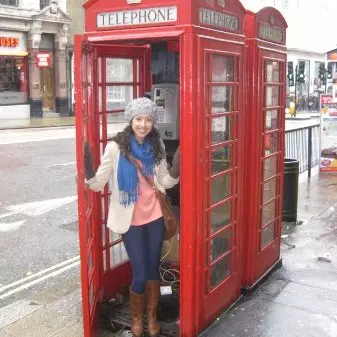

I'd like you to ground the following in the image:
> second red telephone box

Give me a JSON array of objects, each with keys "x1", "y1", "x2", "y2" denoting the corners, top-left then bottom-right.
[{"x1": 243, "y1": 7, "x2": 288, "y2": 289}]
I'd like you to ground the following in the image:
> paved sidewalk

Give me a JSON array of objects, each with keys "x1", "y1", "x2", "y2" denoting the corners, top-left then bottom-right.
[
  {"x1": 0, "y1": 113, "x2": 125, "y2": 130},
  {"x1": 0, "y1": 116, "x2": 76, "y2": 130},
  {"x1": 0, "y1": 170, "x2": 336, "y2": 337}
]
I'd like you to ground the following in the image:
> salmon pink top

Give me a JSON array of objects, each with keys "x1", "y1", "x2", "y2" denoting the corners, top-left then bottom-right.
[{"x1": 130, "y1": 168, "x2": 162, "y2": 226}]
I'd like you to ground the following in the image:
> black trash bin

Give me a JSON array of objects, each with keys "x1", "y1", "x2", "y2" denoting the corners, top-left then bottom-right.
[{"x1": 282, "y1": 158, "x2": 299, "y2": 222}]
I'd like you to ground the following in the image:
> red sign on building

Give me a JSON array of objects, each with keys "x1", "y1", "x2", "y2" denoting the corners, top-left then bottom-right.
[{"x1": 36, "y1": 52, "x2": 51, "y2": 67}]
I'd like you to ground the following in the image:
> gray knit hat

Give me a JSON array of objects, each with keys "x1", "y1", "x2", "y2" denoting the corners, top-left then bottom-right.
[{"x1": 124, "y1": 97, "x2": 158, "y2": 124}]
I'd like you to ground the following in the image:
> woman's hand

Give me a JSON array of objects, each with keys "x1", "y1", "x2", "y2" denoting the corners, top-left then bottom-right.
[
  {"x1": 169, "y1": 146, "x2": 180, "y2": 179},
  {"x1": 84, "y1": 142, "x2": 96, "y2": 180}
]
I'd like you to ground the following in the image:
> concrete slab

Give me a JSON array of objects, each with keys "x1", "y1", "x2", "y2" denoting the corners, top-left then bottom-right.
[
  {"x1": 47, "y1": 289, "x2": 82, "y2": 322},
  {"x1": 0, "y1": 330, "x2": 14, "y2": 337},
  {"x1": 50, "y1": 322, "x2": 83, "y2": 337},
  {"x1": 27, "y1": 276, "x2": 80, "y2": 305},
  {"x1": 0, "y1": 300, "x2": 42, "y2": 330},
  {"x1": 274, "y1": 282, "x2": 337, "y2": 319},
  {"x1": 209, "y1": 298, "x2": 337, "y2": 337},
  {"x1": 3, "y1": 307, "x2": 77, "y2": 337}
]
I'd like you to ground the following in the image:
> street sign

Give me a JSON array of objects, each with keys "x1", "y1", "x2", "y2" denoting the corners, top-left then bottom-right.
[{"x1": 36, "y1": 52, "x2": 51, "y2": 67}]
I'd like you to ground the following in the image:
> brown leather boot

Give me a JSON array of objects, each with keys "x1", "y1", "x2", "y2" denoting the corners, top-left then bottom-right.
[
  {"x1": 129, "y1": 288, "x2": 145, "y2": 337},
  {"x1": 146, "y1": 280, "x2": 161, "y2": 337}
]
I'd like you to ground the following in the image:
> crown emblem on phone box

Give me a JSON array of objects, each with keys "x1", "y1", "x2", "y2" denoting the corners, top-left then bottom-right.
[{"x1": 127, "y1": 0, "x2": 142, "y2": 4}]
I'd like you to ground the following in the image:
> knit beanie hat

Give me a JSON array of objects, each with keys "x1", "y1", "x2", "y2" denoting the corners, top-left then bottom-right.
[{"x1": 124, "y1": 97, "x2": 158, "y2": 124}]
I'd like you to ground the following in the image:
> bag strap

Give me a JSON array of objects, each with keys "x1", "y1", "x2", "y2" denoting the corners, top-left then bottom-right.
[{"x1": 127, "y1": 154, "x2": 155, "y2": 189}]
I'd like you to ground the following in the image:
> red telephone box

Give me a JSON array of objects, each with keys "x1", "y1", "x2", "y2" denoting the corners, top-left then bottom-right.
[
  {"x1": 75, "y1": 0, "x2": 248, "y2": 336},
  {"x1": 242, "y1": 8, "x2": 287, "y2": 289}
]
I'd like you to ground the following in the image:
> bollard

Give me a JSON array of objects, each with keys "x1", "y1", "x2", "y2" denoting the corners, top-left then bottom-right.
[{"x1": 282, "y1": 158, "x2": 299, "y2": 222}]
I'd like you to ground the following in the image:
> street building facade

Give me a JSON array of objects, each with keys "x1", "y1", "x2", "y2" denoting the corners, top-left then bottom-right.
[{"x1": 0, "y1": 0, "x2": 71, "y2": 120}]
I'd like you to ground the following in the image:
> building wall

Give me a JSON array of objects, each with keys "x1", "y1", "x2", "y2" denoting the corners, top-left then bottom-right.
[
  {"x1": 67, "y1": 0, "x2": 85, "y2": 48},
  {"x1": 0, "y1": 0, "x2": 71, "y2": 119},
  {"x1": 287, "y1": 49, "x2": 326, "y2": 100},
  {"x1": 17, "y1": 0, "x2": 66, "y2": 11}
]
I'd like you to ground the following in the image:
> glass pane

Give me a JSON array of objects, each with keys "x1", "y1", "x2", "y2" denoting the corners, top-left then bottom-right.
[
  {"x1": 212, "y1": 55, "x2": 234, "y2": 82},
  {"x1": 106, "y1": 58, "x2": 133, "y2": 83},
  {"x1": 265, "y1": 109, "x2": 278, "y2": 131},
  {"x1": 110, "y1": 242, "x2": 128, "y2": 268},
  {"x1": 265, "y1": 61, "x2": 280, "y2": 83},
  {"x1": 211, "y1": 201, "x2": 231, "y2": 234},
  {"x1": 265, "y1": 86, "x2": 279, "y2": 107},
  {"x1": 212, "y1": 86, "x2": 233, "y2": 113},
  {"x1": 212, "y1": 116, "x2": 232, "y2": 144},
  {"x1": 210, "y1": 255, "x2": 230, "y2": 289},
  {"x1": 211, "y1": 146, "x2": 231, "y2": 175},
  {"x1": 106, "y1": 85, "x2": 133, "y2": 111},
  {"x1": 265, "y1": 132, "x2": 278, "y2": 155},
  {"x1": 263, "y1": 178, "x2": 277, "y2": 203},
  {"x1": 211, "y1": 174, "x2": 231, "y2": 205},
  {"x1": 210, "y1": 230, "x2": 230, "y2": 262},
  {"x1": 261, "y1": 222, "x2": 275, "y2": 249},
  {"x1": 98, "y1": 57, "x2": 102, "y2": 83},
  {"x1": 264, "y1": 155, "x2": 277, "y2": 180},
  {"x1": 262, "y1": 200, "x2": 276, "y2": 226}
]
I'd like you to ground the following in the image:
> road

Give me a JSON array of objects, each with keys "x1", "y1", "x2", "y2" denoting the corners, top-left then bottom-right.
[{"x1": 0, "y1": 124, "x2": 125, "y2": 307}]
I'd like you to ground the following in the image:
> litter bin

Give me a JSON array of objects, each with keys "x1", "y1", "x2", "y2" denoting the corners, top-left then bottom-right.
[{"x1": 282, "y1": 158, "x2": 299, "y2": 222}]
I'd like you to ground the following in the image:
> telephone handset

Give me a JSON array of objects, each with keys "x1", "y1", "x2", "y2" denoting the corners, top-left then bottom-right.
[{"x1": 152, "y1": 83, "x2": 179, "y2": 140}]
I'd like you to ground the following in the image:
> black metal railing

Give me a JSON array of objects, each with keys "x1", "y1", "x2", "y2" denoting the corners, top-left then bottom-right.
[{"x1": 285, "y1": 122, "x2": 320, "y2": 177}]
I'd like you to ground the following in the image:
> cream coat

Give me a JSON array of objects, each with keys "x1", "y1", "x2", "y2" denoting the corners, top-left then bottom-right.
[{"x1": 86, "y1": 141, "x2": 179, "y2": 234}]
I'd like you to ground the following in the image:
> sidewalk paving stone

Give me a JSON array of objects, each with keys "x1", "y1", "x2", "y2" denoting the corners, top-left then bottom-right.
[
  {"x1": 47, "y1": 289, "x2": 82, "y2": 322},
  {"x1": 0, "y1": 300, "x2": 42, "y2": 330},
  {"x1": 2, "y1": 307, "x2": 78, "y2": 337},
  {"x1": 210, "y1": 297, "x2": 337, "y2": 337},
  {"x1": 274, "y1": 282, "x2": 337, "y2": 319},
  {"x1": 50, "y1": 321, "x2": 83, "y2": 337},
  {"x1": 0, "y1": 330, "x2": 14, "y2": 337}
]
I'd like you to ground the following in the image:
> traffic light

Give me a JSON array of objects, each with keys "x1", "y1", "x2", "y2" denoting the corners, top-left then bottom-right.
[
  {"x1": 297, "y1": 61, "x2": 305, "y2": 83},
  {"x1": 327, "y1": 63, "x2": 333, "y2": 80},
  {"x1": 319, "y1": 63, "x2": 325, "y2": 80},
  {"x1": 287, "y1": 61, "x2": 294, "y2": 86}
]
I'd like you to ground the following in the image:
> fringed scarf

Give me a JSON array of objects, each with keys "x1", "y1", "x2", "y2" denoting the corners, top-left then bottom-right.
[{"x1": 117, "y1": 135, "x2": 155, "y2": 206}]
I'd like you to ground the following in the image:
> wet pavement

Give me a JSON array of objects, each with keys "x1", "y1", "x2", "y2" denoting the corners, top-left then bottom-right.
[
  {"x1": 0, "y1": 169, "x2": 336, "y2": 336},
  {"x1": 0, "y1": 113, "x2": 125, "y2": 130},
  {"x1": 208, "y1": 170, "x2": 337, "y2": 337}
]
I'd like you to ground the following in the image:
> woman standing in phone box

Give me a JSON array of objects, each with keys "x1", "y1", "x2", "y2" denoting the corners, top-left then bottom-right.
[{"x1": 84, "y1": 97, "x2": 180, "y2": 337}]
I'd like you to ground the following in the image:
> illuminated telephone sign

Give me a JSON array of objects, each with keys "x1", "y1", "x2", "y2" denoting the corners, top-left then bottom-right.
[
  {"x1": 36, "y1": 52, "x2": 51, "y2": 67},
  {"x1": 0, "y1": 37, "x2": 19, "y2": 47}
]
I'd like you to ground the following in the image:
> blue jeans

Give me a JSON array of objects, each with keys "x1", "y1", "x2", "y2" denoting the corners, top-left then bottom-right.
[{"x1": 122, "y1": 217, "x2": 165, "y2": 294}]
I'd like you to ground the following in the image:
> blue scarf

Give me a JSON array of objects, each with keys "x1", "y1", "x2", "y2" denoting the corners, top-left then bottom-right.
[{"x1": 117, "y1": 136, "x2": 155, "y2": 206}]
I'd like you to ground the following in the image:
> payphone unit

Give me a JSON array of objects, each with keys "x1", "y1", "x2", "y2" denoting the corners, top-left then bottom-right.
[{"x1": 152, "y1": 83, "x2": 180, "y2": 140}]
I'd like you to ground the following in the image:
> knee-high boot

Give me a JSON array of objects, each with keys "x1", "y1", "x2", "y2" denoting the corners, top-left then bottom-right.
[
  {"x1": 146, "y1": 280, "x2": 161, "y2": 337},
  {"x1": 129, "y1": 288, "x2": 145, "y2": 337}
]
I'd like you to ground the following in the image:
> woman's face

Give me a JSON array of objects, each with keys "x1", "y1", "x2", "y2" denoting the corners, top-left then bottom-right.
[{"x1": 131, "y1": 114, "x2": 154, "y2": 143}]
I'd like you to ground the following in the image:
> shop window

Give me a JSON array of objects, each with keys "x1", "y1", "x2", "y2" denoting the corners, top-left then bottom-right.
[
  {"x1": 0, "y1": 0, "x2": 19, "y2": 6},
  {"x1": 0, "y1": 56, "x2": 28, "y2": 105}
]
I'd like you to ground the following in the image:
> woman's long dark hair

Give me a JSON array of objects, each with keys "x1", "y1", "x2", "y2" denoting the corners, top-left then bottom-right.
[{"x1": 111, "y1": 125, "x2": 165, "y2": 164}]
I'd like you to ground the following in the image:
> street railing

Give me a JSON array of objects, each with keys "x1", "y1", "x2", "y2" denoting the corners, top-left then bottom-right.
[{"x1": 285, "y1": 120, "x2": 320, "y2": 177}]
